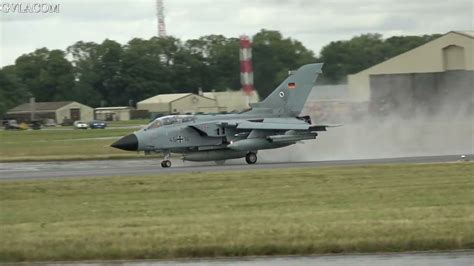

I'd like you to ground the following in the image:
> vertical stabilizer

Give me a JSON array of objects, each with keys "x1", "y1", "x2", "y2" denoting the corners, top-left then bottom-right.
[{"x1": 256, "y1": 63, "x2": 323, "y2": 116}]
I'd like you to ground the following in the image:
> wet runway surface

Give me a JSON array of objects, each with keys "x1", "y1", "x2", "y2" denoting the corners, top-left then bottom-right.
[
  {"x1": 22, "y1": 251, "x2": 474, "y2": 265},
  {"x1": 0, "y1": 154, "x2": 470, "y2": 180}
]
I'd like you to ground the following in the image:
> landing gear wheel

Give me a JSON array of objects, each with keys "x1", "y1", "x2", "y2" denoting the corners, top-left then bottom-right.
[
  {"x1": 245, "y1": 152, "x2": 257, "y2": 164},
  {"x1": 161, "y1": 160, "x2": 171, "y2": 168}
]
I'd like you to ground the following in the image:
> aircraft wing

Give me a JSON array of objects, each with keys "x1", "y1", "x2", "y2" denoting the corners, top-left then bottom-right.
[
  {"x1": 189, "y1": 119, "x2": 337, "y2": 136},
  {"x1": 235, "y1": 121, "x2": 338, "y2": 132},
  {"x1": 236, "y1": 121, "x2": 309, "y2": 130}
]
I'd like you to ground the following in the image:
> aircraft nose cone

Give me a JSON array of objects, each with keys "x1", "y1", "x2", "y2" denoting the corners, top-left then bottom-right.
[{"x1": 111, "y1": 134, "x2": 138, "y2": 151}]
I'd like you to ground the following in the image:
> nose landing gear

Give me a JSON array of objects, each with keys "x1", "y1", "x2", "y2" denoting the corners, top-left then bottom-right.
[{"x1": 161, "y1": 151, "x2": 172, "y2": 168}]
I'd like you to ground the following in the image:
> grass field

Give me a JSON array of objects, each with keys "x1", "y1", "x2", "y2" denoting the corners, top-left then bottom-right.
[
  {"x1": 0, "y1": 128, "x2": 147, "y2": 161},
  {"x1": 0, "y1": 163, "x2": 472, "y2": 262}
]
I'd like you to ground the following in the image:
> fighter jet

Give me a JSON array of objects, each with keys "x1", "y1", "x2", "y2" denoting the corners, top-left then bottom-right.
[{"x1": 111, "y1": 63, "x2": 331, "y2": 167}]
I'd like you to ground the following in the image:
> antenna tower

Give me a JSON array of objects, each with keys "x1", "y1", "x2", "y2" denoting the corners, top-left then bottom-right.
[{"x1": 156, "y1": 0, "x2": 167, "y2": 37}]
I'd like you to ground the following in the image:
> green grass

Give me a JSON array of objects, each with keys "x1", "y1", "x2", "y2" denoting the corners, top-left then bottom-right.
[
  {"x1": 0, "y1": 128, "x2": 144, "y2": 161},
  {"x1": 0, "y1": 163, "x2": 473, "y2": 262}
]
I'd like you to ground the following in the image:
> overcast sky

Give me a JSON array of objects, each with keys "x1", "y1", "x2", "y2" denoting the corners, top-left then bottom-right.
[{"x1": 0, "y1": 0, "x2": 472, "y2": 67}]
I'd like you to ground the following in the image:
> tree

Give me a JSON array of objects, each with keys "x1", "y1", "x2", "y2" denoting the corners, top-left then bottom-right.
[
  {"x1": 67, "y1": 39, "x2": 126, "y2": 106},
  {"x1": 67, "y1": 41, "x2": 103, "y2": 106},
  {"x1": 14, "y1": 48, "x2": 75, "y2": 102},
  {"x1": 319, "y1": 33, "x2": 442, "y2": 83},
  {"x1": 253, "y1": 29, "x2": 316, "y2": 97},
  {"x1": 2, "y1": 30, "x2": 442, "y2": 111},
  {"x1": 121, "y1": 37, "x2": 177, "y2": 105},
  {"x1": 0, "y1": 66, "x2": 30, "y2": 116}
]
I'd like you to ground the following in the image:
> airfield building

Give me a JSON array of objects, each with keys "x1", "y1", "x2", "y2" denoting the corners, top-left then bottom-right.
[
  {"x1": 348, "y1": 31, "x2": 473, "y2": 117},
  {"x1": 202, "y1": 90, "x2": 259, "y2": 112},
  {"x1": 137, "y1": 93, "x2": 219, "y2": 116},
  {"x1": 5, "y1": 101, "x2": 94, "y2": 124},
  {"x1": 94, "y1": 106, "x2": 134, "y2": 121},
  {"x1": 137, "y1": 91, "x2": 259, "y2": 117}
]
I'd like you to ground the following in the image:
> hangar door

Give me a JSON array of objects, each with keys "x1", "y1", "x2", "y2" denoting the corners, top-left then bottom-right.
[
  {"x1": 443, "y1": 45, "x2": 465, "y2": 70},
  {"x1": 370, "y1": 71, "x2": 473, "y2": 117},
  {"x1": 70, "y1": 108, "x2": 81, "y2": 121}
]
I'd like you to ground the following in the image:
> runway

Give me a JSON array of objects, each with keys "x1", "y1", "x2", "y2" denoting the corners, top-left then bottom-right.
[
  {"x1": 0, "y1": 154, "x2": 470, "y2": 181},
  {"x1": 40, "y1": 251, "x2": 474, "y2": 266}
]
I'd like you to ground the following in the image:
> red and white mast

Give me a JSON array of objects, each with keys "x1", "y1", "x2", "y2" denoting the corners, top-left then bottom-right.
[{"x1": 239, "y1": 35, "x2": 254, "y2": 104}]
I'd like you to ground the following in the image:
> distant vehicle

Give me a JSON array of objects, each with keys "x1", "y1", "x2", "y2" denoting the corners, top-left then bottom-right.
[
  {"x1": 30, "y1": 120, "x2": 42, "y2": 130},
  {"x1": 73, "y1": 121, "x2": 88, "y2": 129},
  {"x1": 61, "y1": 118, "x2": 73, "y2": 126},
  {"x1": 4, "y1": 120, "x2": 22, "y2": 130},
  {"x1": 112, "y1": 63, "x2": 334, "y2": 168},
  {"x1": 43, "y1": 119, "x2": 57, "y2": 127},
  {"x1": 89, "y1": 120, "x2": 107, "y2": 129}
]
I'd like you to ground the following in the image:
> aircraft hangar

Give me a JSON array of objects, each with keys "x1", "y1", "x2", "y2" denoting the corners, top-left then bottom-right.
[
  {"x1": 137, "y1": 93, "x2": 219, "y2": 117},
  {"x1": 348, "y1": 31, "x2": 473, "y2": 117},
  {"x1": 5, "y1": 101, "x2": 94, "y2": 124},
  {"x1": 137, "y1": 91, "x2": 260, "y2": 118}
]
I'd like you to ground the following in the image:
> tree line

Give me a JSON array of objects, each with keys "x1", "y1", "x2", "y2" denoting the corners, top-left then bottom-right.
[{"x1": 0, "y1": 29, "x2": 441, "y2": 116}]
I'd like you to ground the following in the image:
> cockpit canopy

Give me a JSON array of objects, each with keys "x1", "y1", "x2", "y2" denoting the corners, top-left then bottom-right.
[{"x1": 145, "y1": 115, "x2": 196, "y2": 130}]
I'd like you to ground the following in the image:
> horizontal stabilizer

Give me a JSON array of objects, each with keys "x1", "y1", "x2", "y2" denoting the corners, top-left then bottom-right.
[
  {"x1": 309, "y1": 125, "x2": 327, "y2": 131},
  {"x1": 309, "y1": 124, "x2": 341, "y2": 132}
]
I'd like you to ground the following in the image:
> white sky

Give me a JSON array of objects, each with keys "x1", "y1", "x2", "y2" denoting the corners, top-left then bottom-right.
[{"x1": 0, "y1": 0, "x2": 473, "y2": 67}]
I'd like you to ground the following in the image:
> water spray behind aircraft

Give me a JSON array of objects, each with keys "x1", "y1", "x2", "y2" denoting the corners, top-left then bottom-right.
[{"x1": 259, "y1": 82, "x2": 473, "y2": 163}]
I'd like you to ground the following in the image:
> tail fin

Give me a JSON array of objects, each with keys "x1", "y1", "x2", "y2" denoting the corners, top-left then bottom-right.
[{"x1": 253, "y1": 63, "x2": 323, "y2": 116}]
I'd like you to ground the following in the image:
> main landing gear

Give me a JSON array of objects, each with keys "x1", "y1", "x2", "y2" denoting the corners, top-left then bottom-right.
[
  {"x1": 161, "y1": 160, "x2": 171, "y2": 168},
  {"x1": 161, "y1": 152, "x2": 171, "y2": 168},
  {"x1": 245, "y1": 152, "x2": 257, "y2": 164}
]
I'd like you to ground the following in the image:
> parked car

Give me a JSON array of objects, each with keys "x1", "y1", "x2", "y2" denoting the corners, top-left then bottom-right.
[
  {"x1": 61, "y1": 118, "x2": 73, "y2": 126},
  {"x1": 43, "y1": 119, "x2": 57, "y2": 127},
  {"x1": 30, "y1": 120, "x2": 42, "y2": 130},
  {"x1": 4, "y1": 120, "x2": 22, "y2": 130},
  {"x1": 73, "y1": 121, "x2": 88, "y2": 129},
  {"x1": 89, "y1": 120, "x2": 107, "y2": 129}
]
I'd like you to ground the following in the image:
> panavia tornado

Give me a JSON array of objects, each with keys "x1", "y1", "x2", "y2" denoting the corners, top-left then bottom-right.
[{"x1": 111, "y1": 63, "x2": 332, "y2": 167}]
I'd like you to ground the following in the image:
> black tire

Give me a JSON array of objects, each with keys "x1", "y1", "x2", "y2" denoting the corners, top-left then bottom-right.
[
  {"x1": 160, "y1": 161, "x2": 165, "y2": 168},
  {"x1": 245, "y1": 152, "x2": 257, "y2": 164},
  {"x1": 164, "y1": 160, "x2": 171, "y2": 168}
]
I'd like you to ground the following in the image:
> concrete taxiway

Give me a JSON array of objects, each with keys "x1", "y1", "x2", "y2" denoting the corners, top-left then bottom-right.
[{"x1": 0, "y1": 154, "x2": 470, "y2": 181}]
